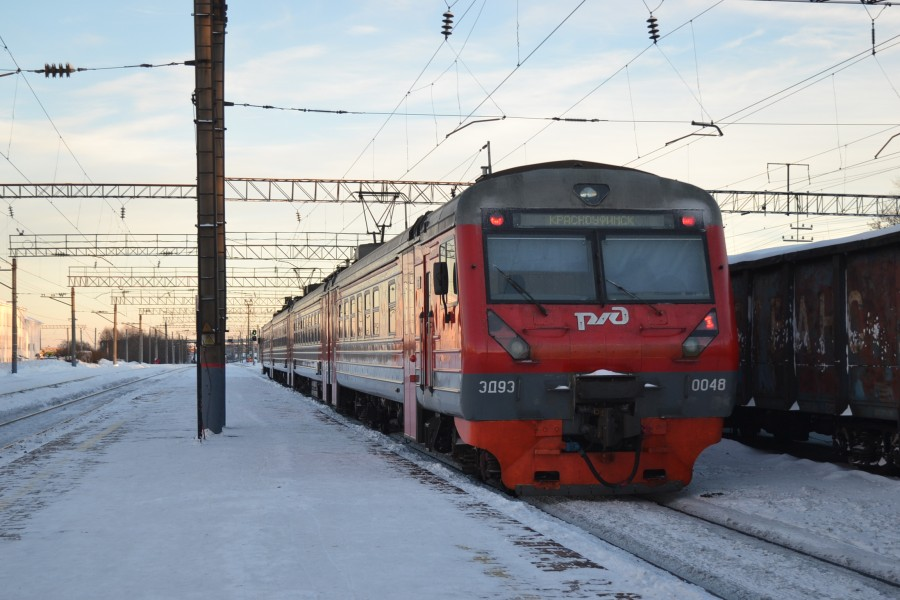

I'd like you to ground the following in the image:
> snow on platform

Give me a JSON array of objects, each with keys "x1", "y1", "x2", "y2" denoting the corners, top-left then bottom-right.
[{"x1": 0, "y1": 363, "x2": 706, "y2": 599}]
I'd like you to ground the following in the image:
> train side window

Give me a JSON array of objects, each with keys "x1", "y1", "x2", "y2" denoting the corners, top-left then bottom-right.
[
  {"x1": 388, "y1": 280, "x2": 397, "y2": 334},
  {"x1": 439, "y1": 237, "x2": 458, "y2": 302},
  {"x1": 357, "y1": 294, "x2": 363, "y2": 338},
  {"x1": 364, "y1": 291, "x2": 372, "y2": 336},
  {"x1": 372, "y1": 288, "x2": 380, "y2": 336},
  {"x1": 343, "y1": 300, "x2": 349, "y2": 339}
]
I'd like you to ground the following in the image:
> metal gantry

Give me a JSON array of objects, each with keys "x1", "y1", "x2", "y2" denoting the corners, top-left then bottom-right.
[
  {"x1": 68, "y1": 266, "x2": 321, "y2": 289},
  {"x1": 2, "y1": 180, "x2": 899, "y2": 217},
  {"x1": 0, "y1": 177, "x2": 466, "y2": 204},
  {"x1": 707, "y1": 190, "x2": 900, "y2": 217},
  {"x1": 10, "y1": 231, "x2": 364, "y2": 262},
  {"x1": 110, "y1": 292, "x2": 287, "y2": 309}
]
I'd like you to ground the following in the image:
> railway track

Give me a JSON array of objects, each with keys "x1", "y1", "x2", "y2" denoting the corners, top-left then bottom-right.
[
  {"x1": 302, "y1": 394, "x2": 899, "y2": 599},
  {"x1": 0, "y1": 367, "x2": 192, "y2": 455},
  {"x1": 527, "y1": 494, "x2": 900, "y2": 600},
  {"x1": 0, "y1": 373, "x2": 105, "y2": 399}
]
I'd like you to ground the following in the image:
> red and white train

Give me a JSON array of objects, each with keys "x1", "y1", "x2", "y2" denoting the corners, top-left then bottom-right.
[{"x1": 260, "y1": 160, "x2": 738, "y2": 495}]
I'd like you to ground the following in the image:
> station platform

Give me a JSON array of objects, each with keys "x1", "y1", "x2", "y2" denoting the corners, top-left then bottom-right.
[{"x1": 0, "y1": 364, "x2": 696, "y2": 599}]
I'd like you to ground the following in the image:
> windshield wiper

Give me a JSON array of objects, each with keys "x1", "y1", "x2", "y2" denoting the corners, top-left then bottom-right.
[
  {"x1": 493, "y1": 265, "x2": 548, "y2": 316},
  {"x1": 605, "y1": 278, "x2": 663, "y2": 316}
]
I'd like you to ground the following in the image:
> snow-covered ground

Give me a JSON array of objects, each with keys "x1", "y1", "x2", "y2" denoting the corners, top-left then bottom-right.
[{"x1": 0, "y1": 360, "x2": 898, "y2": 599}]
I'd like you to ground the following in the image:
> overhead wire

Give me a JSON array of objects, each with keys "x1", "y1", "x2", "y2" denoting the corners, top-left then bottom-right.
[
  {"x1": 494, "y1": 1, "x2": 726, "y2": 167},
  {"x1": 0, "y1": 31, "x2": 148, "y2": 329},
  {"x1": 391, "y1": 0, "x2": 588, "y2": 182},
  {"x1": 628, "y1": 35, "x2": 900, "y2": 180},
  {"x1": 0, "y1": 34, "x2": 131, "y2": 238},
  {"x1": 311, "y1": 0, "x2": 582, "y2": 240},
  {"x1": 225, "y1": 99, "x2": 898, "y2": 129}
]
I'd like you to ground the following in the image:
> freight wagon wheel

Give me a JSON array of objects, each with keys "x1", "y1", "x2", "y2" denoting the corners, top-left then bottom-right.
[
  {"x1": 477, "y1": 450, "x2": 502, "y2": 486},
  {"x1": 736, "y1": 421, "x2": 760, "y2": 441},
  {"x1": 889, "y1": 433, "x2": 900, "y2": 471},
  {"x1": 833, "y1": 427, "x2": 850, "y2": 460}
]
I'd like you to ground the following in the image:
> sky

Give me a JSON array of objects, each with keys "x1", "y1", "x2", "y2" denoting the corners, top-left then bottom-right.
[
  {"x1": 1, "y1": 0, "x2": 900, "y2": 345},
  {"x1": 1, "y1": 360, "x2": 898, "y2": 599}
]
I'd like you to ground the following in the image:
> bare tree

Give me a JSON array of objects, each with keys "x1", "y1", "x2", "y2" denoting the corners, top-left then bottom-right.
[{"x1": 869, "y1": 178, "x2": 900, "y2": 230}]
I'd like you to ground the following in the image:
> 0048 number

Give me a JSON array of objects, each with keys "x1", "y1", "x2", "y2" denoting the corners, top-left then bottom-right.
[
  {"x1": 691, "y1": 378, "x2": 727, "y2": 392},
  {"x1": 478, "y1": 380, "x2": 515, "y2": 394}
]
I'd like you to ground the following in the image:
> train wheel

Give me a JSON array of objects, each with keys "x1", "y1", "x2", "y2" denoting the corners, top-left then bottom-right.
[{"x1": 477, "y1": 449, "x2": 502, "y2": 486}]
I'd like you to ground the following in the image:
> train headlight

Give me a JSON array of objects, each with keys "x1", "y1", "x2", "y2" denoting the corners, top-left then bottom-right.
[
  {"x1": 507, "y1": 338, "x2": 530, "y2": 360},
  {"x1": 574, "y1": 183, "x2": 610, "y2": 206},
  {"x1": 487, "y1": 309, "x2": 532, "y2": 361},
  {"x1": 682, "y1": 309, "x2": 718, "y2": 358}
]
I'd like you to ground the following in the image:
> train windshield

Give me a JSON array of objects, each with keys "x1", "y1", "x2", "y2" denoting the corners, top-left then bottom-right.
[
  {"x1": 601, "y1": 235, "x2": 711, "y2": 301},
  {"x1": 485, "y1": 232, "x2": 712, "y2": 304},
  {"x1": 487, "y1": 236, "x2": 598, "y2": 302}
]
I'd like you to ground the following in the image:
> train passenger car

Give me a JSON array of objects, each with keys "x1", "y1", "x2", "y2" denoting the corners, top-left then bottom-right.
[
  {"x1": 729, "y1": 226, "x2": 900, "y2": 469},
  {"x1": 260, "y1": 297, "x2": 295, "y2": 386},
  {"x1": 261, "y1": 160, "x2": 739, "y2": 495}
]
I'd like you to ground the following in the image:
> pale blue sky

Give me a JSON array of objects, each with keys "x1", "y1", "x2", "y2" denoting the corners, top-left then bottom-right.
[{"x1": 1, "y1": 1, "x2": 899, "y2": 339}]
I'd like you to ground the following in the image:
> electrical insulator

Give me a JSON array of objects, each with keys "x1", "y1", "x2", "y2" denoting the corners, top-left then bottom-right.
[
  {"x1": 296, "y1": 210, "x2": 301, "y2": 223},
  {"x1": 647, "y1": 16, "x2": 660, "y2": 44},
  {"x1": 44, "y1": 63, "x2": 75, "y2": 78},
  {"x1": 7, "y1": 206, "x2": 12, "y2": 217},
  {"x1": 442, "y1": 11, "x2": 454, "y2": 39},
  {"x1": 120, "y1": 207, "x2": 125, "y2": 219}
]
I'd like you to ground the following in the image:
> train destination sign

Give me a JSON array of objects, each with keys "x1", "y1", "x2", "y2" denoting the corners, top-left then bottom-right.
[{"x1": 515, "y1": 211, "x2": 673, "y2": 229}]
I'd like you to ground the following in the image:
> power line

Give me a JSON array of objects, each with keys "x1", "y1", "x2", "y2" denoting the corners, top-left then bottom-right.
[
  {"x1": 0, "y1": 33, "x2": 130, "y2": 236},
  {"x1": 0, "y1": 60, "x2": 193, "y2": 79},
  {"x1": 222, "y1": 99, "x2": 899, "y2": 128}
]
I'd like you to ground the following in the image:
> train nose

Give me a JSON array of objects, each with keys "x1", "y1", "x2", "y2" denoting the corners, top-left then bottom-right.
[{"x1": 573, "y1": 371, "x2": 643, "y2": 450}]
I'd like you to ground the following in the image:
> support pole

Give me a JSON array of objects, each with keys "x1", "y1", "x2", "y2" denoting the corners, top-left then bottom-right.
[
  {"x1": 194, "y1": 0, "x2": 228, "y2": 435},
  {"x1": 70, "y1": 287, "x2": 76, "y2": 367},
  {"x1": 11, "y1": 258, "x2": 17, "y2": 374},
  {"x1": 113, "y1": 303, "x2": 118, "y2": 366},
  {"x1": 139, "y1": 313, "x2": 143, "y2": 364}
]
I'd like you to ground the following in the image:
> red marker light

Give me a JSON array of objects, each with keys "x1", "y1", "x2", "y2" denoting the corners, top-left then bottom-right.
[
  {"x1": 703, "y1": 313, "x2": 717, "y2": 330},
  {"x1": 681, "y1": 215, "x2": 697, "y2": 227},
  {"x1": 489, "y1": 213, "x2": 505, "y2": 227}
]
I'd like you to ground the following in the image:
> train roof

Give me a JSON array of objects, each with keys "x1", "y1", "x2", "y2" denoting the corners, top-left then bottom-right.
[
  {"x1": 479, "y1": 159, "x2": 642, "y2": 178},
  {"x1": 729, "y1": 224, "x2": 900, "y2": 268},
  {"x1": 428, "y1": 159, "x2": 718, "y2": 227},
  {"x1": 272, "y1": 160, "x2": 720, "y2": 315}
]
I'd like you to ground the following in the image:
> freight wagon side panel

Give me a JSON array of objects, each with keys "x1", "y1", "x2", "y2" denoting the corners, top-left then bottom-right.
[
  {"x1": 846, "y1": 248, "x2": 899, "y2": 422},
  {"x1": 750, "y1": 265, "x2": 793, "y2": 410},
  {"x1": 794, "y1": 257, "x2": 840, "y2": 416},
  {"x1": 731, "y1": 270, "x2": 751, "y2": 406}
]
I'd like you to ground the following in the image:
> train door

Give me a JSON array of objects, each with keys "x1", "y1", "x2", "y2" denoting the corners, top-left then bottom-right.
[
  {"x1": 286, "y1": 313, "x2": 294, "y2": 389},
  {"x1": 420, "y1": 253, "x2": 436, "y2": 392},
  {"x1": 325, "y1": 287, "x2": 338, "y2": 406},
  {"x1": 402, "y1": 248, "x2": 422, "y2": 440}
]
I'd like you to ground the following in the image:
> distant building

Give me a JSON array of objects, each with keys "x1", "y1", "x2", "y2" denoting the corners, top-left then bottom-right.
[{"x1": 0, "y1": 303, "x2": 42, "y2": 361}]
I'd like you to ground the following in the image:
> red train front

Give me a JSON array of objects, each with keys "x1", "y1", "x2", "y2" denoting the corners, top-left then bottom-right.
[
  {"x1": 414, "y1": 161, "x2": 737, "y2": 494},
  {"x1": 262, "y1": 160, "x2": 738, "y2": 496}
]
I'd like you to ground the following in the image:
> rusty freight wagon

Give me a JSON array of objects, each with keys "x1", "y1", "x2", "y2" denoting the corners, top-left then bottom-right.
[{"x1": 728, "y1": 225, "x2": 900, "y2": 468}]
